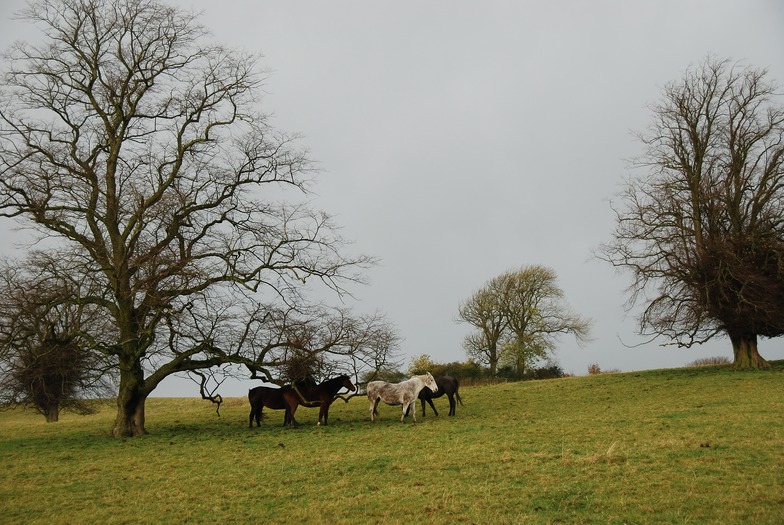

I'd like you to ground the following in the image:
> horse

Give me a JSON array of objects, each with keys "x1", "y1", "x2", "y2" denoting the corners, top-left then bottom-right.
[
  {"x1": 282, "y1": 374, "x2": 356, "y2": 427},
  {"x1": 367, "y1": 372, "x2": 438, "y2": 423},
  {"x1": 247, "y1": 385, "x2": 290, "y2": 428},
  {"x1": 416, "y1": 375, "x2": 463, "y2": 417}
]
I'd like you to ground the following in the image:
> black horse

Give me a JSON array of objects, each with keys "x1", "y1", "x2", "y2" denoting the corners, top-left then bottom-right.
[
  {"x1": 417, "y1": 375, "x2": 463, "y2": 417},
  {"x1": 282, "y1": 375, "x2": 356, "y2": 427},
  {"x1": 247, "y1": 385, "x2": 290, "y2": 428}
]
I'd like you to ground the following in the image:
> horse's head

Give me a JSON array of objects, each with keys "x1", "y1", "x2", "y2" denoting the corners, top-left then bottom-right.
[
  {"x1": 342, "y1": 375, "x2": 357, "y2": 392},
  {"x1": 425, "y1": 372, "x2": 438, "y2": 392}
]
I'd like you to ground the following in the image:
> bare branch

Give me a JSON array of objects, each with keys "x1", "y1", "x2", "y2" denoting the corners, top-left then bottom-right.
[{"x1": 188, "y1": 370, "x2": 223, "y2": 417}]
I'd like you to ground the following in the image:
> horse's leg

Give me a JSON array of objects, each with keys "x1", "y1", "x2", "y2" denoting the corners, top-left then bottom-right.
[
  {"x1": 288, "y1": 404, "x2": 300, "y2": 428},
  {"x1": 447, "y1": 393, "x2": 456, "y2": 416},
  {"x1": 427, "y1": 398, "x2": 438, "y2": 417},
  {"x1": 403, "y1": 399, "x2": 416, "y2": 423},
  {"x1": 282, "y1": 391, "x2": 300, "y2": 428},
  {"x1": 319, "y1": 402, "x2": 329, "y2": 426},
  {"x1": 420, "y1": 398, "x2": 426, "y2": 418},
  {"x1": 251, "y1": 400, "x2": 264, "y2": 428},
  {"x1": 370, "y1": 397, "x2": 380, "y2": 422},
  {"x1": 284, "y1": 406, "x2": 299, "y2": 427},
  {"x1": 249, "y1": 405, "x2": 255, "y2": 428}
]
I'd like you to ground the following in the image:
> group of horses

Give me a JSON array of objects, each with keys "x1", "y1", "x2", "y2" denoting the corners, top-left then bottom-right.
[{"x1": 248, "y1": 373, "x2": 463, "y2": 428}]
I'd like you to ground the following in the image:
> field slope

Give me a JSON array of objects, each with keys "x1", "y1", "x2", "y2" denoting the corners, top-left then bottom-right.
[{"x1": 1, "y1": 363, "x2": 783, "y2": 524}]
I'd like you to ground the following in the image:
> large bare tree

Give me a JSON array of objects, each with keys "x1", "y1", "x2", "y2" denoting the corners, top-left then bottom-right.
[
  {"x1": 0, "y1": 0, "x2": 393, "y2": 436},
  {"x1": 458, "y1": 266, "x2": 591, "y2": 375},
  {"x1": 601, "y1": 57, "x2": 784, "y2": 369}
]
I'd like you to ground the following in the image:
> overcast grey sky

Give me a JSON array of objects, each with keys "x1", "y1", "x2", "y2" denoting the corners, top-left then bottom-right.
[{"x1": 1, "y1": 1, "x2": 783, "y2": 397}]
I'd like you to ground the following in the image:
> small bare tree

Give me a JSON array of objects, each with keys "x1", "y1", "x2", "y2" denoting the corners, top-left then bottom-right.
[
  {"x1": 0, "y1": 257, "x2": 116, "y2": 421},
  {"x1": 458, "y1": 286, "x2": 507, "y2": 376},
  {"x1": 600, "y1": 57, "x2": 784, "y2": 369}
]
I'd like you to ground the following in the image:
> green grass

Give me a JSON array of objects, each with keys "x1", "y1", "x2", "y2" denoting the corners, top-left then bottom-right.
[{"x1": 2, "y1": 363, "x2": 784, "y2": 524}]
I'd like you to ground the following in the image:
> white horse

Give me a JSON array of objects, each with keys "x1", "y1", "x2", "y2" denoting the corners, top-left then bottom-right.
[{"x1": 367, "y1": 373, "x2": 438, "y2": 423}]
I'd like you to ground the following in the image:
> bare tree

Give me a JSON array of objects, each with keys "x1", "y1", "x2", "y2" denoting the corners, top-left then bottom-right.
[
  {"x1": 0, "y1": 0, "x2": 391, "y2": 436},
  {"x1": 458, "y1": 286, "x2": 507, "y2": 376},
  {"x1": 458, "y1": 266, "x2": 591, "y2": 375},
  {"x1": 497, "y1": 266, "x2": 592, "y2": 375},
  {"x1": 0, "y1": 257, "x2": 116, "y2": 422},
  {"x1": 600, "y1": 57, "x2": 784, "y2": 369}
]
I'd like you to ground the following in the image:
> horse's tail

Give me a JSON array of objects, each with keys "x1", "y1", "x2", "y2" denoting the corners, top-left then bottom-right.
[{"x1": 455, "y1": 380, "x2": 464, "y2": 406}]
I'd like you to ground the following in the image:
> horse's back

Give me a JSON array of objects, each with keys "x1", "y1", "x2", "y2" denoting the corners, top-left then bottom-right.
[
  {"x1": 380, "y1": 378, "x2": 419, "y2": 405},
  {"x1": 248, "y1": 385, "x2": 271, "y2": 402},
  {"x1": 366, "y1": 380, "x2": 386, "y2": 399},
  {"x1": 439, "y1": 376, "x2": 458, "y2": 393},
  {"x1": 249, "y1": 385, "x2": 287, "y2": 409}
]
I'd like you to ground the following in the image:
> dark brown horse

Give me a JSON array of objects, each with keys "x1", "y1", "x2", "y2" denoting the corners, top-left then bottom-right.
[
  {"x1": 417, "y1": 375, "x2": 463, "y2": 417},
  {"x1": 282, "y1": 375, "x2": 356, "y2": 427},
  {"x1": 248, "y1": 385, "x2": 290, "y2": 428}
]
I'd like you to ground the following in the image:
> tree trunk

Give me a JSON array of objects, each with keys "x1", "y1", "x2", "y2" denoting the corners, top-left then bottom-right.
[
  {"x1": 113, "y1": 392, "x2": 147, "y2": 437},
  {"x1": 45, "y1": 405, "x2": 59, "y2": 423},
  {"x1": 488, "y1": 342, "x2": 498, "y2": 376},
  {"x1": 112, "y1": 357, "x2": 149, "y2": 437},
  {"x1": 730, "y1": 333, "x2": 770, "y2": 370}
]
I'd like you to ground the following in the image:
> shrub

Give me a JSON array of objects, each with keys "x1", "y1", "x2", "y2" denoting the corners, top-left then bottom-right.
[
  {"x1": 587, "y1": 363, "x2": 621, "y2": 375},
  {"x1": 687, "y1": 356, "x2": 731, "y2": 367},
  {"x1": 527, "y1": 364, "x2": 566, "y2": 380}
]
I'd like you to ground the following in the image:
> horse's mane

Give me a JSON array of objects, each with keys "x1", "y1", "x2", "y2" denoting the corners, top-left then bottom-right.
[
  {"x1": 293, "y1": 374, "x2": 351, "y2": 392},
  {"x1": 322, "y1": 374, "x2": 349, "y2": 386}
]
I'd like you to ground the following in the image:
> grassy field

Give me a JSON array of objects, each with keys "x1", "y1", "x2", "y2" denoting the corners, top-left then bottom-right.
[{"x1": 1, "y1": 363, "x2": 783, "y2": 524}]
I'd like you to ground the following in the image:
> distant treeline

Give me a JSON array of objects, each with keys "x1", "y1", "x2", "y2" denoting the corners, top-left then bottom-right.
[{"x1": 369, "y1": 360, "x2": 567, "y2": 386}]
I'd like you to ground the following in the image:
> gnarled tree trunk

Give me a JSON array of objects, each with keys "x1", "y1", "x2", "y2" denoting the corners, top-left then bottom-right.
[
  {"x1": 113, "y1": 391, "x2": 147, "y2": 437},
  {"x1": 730, "y1": 333, "x2": 770, "y2": 370},
  {"x1": 112, "y1": 357, "x2": 149, "y2": 437}
]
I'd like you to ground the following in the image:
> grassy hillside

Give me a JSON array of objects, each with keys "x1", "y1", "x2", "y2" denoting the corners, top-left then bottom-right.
[{"x1": 1, "y1": 363, "x2": 783, "y2": 524}]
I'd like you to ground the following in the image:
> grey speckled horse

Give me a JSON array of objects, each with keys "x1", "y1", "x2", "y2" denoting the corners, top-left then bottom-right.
[{"x1": 367, "y1": 373, "x2": 438, "y2": 423}]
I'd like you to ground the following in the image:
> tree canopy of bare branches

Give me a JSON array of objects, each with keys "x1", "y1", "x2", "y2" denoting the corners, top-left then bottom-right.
[
  {"x1": 0, "y1": 257, "x2": 116, "y2": 421},
  {"x1": 600, "y1": 57, "x2": 784, "y2": 369},
  {"x1": 0, "y1": 0, "x2": 397, "y2": 436},
  {"x1": 458, "y1": 265, "x2": 592, "y2": 375}
]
